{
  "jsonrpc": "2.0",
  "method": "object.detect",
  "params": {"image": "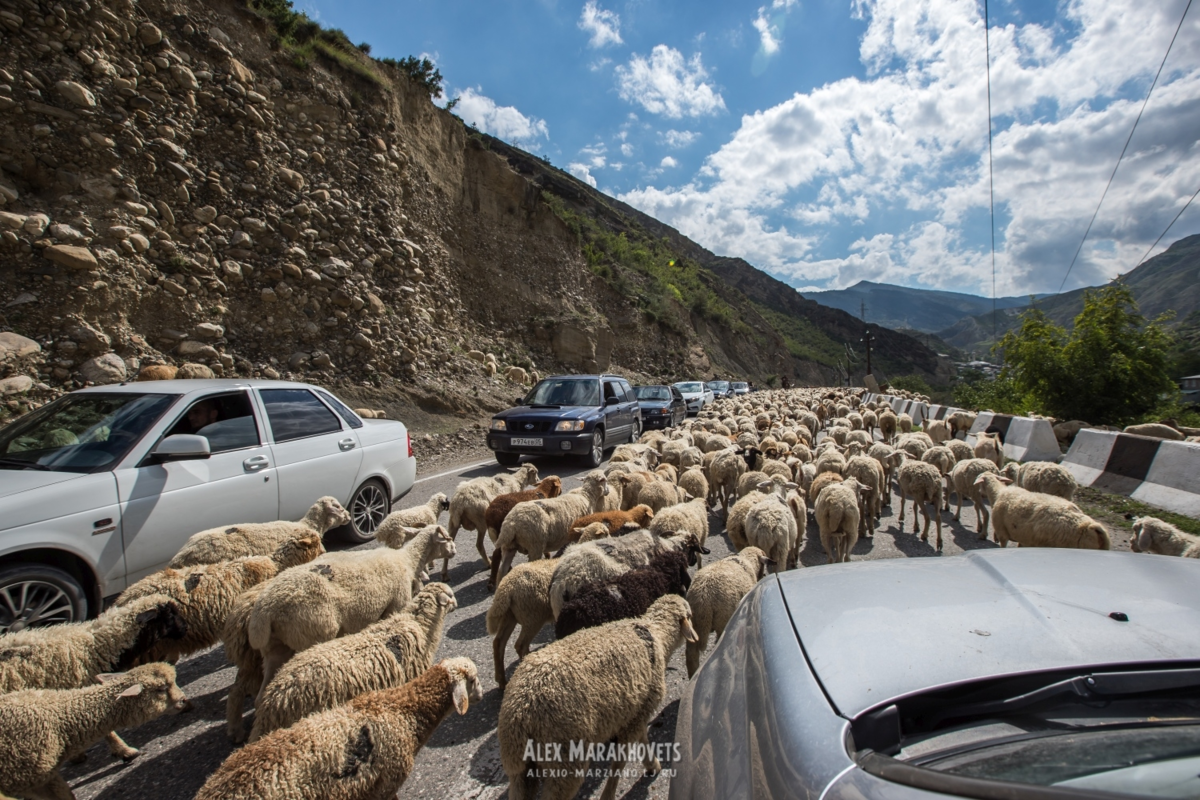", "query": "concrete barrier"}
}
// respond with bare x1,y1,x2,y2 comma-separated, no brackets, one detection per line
968,413,1062,463
1063,430,1200,517
907,401,929,427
